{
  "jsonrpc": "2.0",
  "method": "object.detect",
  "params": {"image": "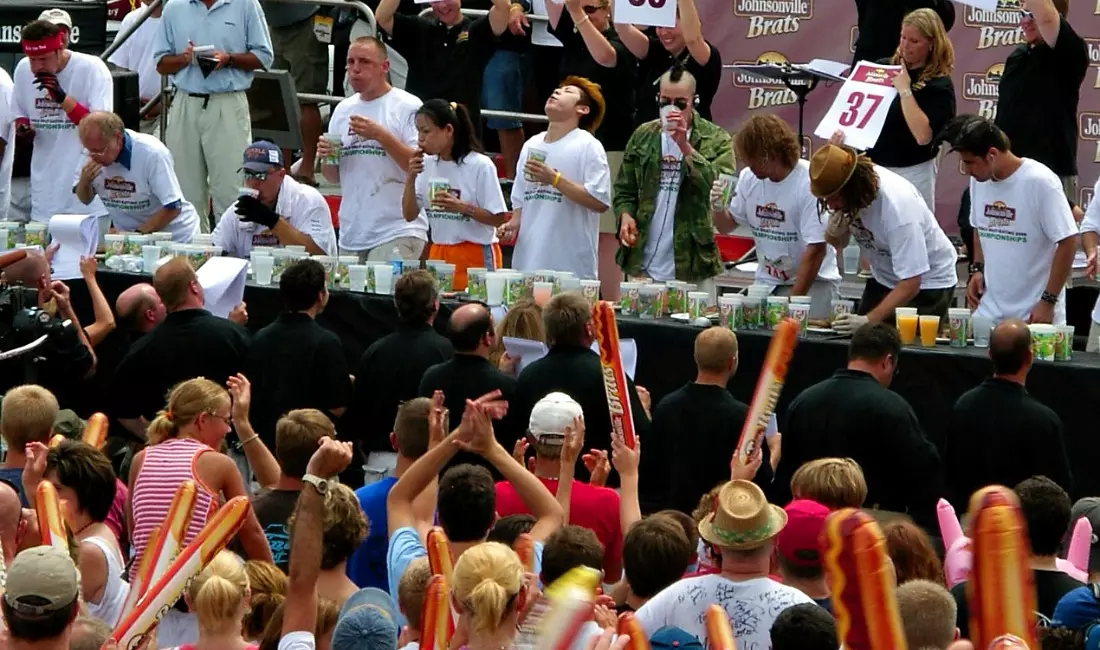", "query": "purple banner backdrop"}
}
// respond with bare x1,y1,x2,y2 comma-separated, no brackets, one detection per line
700,0,1100,232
